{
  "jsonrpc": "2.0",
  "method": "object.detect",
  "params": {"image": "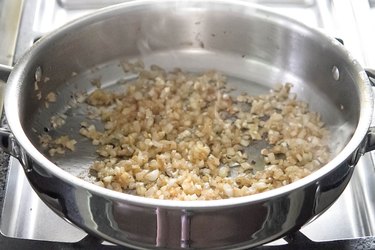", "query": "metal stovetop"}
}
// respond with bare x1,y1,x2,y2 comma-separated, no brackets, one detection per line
1,0,375,249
